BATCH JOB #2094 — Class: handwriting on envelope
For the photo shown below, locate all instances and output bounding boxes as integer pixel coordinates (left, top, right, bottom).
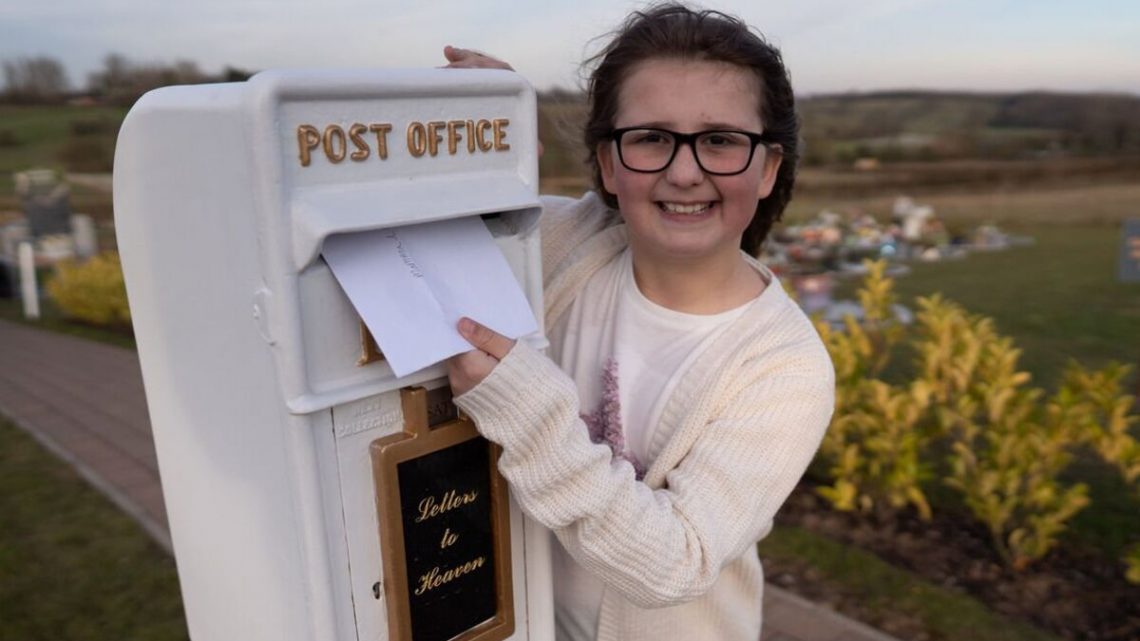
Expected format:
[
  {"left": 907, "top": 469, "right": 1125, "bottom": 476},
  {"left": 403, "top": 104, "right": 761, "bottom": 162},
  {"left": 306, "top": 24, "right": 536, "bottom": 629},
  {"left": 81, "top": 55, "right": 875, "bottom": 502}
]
[{"left": 322, "top": 216, "right": 537, "bottom": 378}]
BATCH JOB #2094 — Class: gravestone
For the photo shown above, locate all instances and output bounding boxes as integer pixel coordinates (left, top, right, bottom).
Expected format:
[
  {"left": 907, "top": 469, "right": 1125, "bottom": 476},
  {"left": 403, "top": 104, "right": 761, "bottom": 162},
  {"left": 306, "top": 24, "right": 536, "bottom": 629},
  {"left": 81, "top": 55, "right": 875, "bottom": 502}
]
[
  {"left": 15, "top": 169, "right": 72, "bottom": 237},
  {"left": 1120, "top": 219, "right": 1140, "bottom": 283}
]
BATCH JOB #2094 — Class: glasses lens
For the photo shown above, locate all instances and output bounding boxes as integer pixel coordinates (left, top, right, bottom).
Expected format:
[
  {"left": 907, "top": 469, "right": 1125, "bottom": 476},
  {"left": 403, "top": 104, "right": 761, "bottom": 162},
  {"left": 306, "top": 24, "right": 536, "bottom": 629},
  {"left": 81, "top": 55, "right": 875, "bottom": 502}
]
[
  {"left": 616, "top": 129, "right": 761, "bottom": 174},
  {"left": 617, "top": 129, "right": 676, "bottom": 172},
  {"left": 696, "top": 131, "right": 755, "bottom": 174}
]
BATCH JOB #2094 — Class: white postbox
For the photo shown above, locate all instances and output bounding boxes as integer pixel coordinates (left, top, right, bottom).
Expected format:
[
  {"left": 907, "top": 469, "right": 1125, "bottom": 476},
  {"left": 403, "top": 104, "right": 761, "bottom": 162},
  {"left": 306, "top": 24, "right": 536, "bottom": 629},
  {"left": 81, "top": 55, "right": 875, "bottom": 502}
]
[{"left": 114, "top": 69, "right": 552, "bottom": 641}]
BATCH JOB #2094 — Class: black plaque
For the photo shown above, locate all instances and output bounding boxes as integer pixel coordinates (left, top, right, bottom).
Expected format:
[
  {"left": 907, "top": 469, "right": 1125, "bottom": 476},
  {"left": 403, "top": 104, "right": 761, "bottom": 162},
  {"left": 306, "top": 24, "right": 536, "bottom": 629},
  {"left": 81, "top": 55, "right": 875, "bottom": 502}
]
[
  {"left": 371, "top": 386, "right": 513, "bottom": 641},
  {"left": 398, "top": 437, "right": 496, "bottom": 641}
]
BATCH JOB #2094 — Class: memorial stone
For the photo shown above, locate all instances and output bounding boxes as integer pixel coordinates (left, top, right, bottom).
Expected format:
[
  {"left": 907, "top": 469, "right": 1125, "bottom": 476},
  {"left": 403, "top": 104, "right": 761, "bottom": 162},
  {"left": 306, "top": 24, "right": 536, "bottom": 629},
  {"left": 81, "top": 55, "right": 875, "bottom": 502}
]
[
  {"left": 1120, "top": 219, "right": 1140, "bottom": 283},
  {"left": 15, "top": 170, "right": 72, "bottom": 238}
]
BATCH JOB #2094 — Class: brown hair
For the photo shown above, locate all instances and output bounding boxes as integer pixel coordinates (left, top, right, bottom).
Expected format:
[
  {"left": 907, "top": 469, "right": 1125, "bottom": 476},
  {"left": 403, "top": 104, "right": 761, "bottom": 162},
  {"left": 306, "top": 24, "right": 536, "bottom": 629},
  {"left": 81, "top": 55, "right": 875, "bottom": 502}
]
[{"left": 582, "top": 3, "right": 798, "bottom": 255}]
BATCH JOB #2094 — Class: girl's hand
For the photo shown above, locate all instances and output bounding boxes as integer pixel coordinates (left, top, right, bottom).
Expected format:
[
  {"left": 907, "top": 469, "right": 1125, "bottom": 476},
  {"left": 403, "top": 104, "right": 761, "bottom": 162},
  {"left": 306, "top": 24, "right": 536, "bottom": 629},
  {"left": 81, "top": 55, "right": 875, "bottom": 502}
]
[
  {"left": 440, "top": 46, "right": 544, "bottom": 158},
  {"left": 442, "top": 46, "right": 513, "bottom": 70},
  {"left": 447, "top": 317, "right": 516, "bottom": 396}
]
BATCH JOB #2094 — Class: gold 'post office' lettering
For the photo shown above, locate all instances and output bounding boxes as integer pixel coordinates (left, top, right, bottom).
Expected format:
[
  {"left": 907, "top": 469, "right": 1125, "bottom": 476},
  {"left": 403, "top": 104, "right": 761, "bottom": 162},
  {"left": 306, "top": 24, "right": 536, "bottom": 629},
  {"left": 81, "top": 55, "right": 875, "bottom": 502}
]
[
  {"left": 370, "top": 123, "right": 392, "bottom": 159},
  {"left": 492, "top": 118, "right": 510, "bottom": 151},
  {"left": 446, "top": 120, "right": 465, "bottom": 155},
  {"left": 475, "top": 119, "right": 494, "bottom": 152},
  {"left": 407, "top": 121, "right": 427, "bottom": 158},
  {"left": 297, "top": 125, "right": 321, "bottom": 167},
  {"left": 297, "top": 122, "right": 393, "bottom": 166},
  {"left": 323, "top": 125, "right": 347, "bottom": 163},
  {"left": 426, "top": 121, "right": 446, "bottom": 156},
  {"left": 298, "top": 117, "right": 511, "bottom": 166},
  {"left": 348, "top": 124, "right": 370, "bottom": 161},
  {"left": 464, "top": 120, "right": 477, "bottom": 153}
]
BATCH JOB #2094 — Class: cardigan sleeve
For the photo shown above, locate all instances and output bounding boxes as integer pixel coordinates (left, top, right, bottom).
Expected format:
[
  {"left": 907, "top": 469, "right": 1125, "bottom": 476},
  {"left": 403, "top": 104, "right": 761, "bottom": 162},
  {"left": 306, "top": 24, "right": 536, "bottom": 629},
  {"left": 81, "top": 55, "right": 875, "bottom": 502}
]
[{"left": 454, "top": 337, "right": 834, "bottom": 608}]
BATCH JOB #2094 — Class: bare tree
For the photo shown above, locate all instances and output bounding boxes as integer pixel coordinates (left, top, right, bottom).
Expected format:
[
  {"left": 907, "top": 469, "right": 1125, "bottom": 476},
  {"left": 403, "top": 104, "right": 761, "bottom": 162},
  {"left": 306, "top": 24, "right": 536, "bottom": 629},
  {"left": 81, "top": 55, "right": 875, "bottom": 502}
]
[
  {"left": 2, "top": 56, "right": 70, "bottom": 103},
  {"left": 88, "top": 53, "right": 209, "bottom": 106}
]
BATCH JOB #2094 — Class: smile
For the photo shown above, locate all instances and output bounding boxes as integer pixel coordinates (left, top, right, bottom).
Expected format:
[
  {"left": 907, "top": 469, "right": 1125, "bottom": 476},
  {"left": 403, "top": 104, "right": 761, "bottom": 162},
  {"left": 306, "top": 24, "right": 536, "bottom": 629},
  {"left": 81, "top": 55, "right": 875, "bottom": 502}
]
[{"left": 659, "top": 201, "right": 713, "bottom": 215}]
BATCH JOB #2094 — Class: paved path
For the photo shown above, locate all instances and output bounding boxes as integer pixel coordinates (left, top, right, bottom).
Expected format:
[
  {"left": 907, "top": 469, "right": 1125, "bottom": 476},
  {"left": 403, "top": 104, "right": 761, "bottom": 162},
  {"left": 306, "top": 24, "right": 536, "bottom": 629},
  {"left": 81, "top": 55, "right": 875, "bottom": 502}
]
[
  {"left": 0, "top": 318, "right": 899, "bottom": 641},
  {"left": 0, "top": 319, "right": 168, "bottom": 548}
]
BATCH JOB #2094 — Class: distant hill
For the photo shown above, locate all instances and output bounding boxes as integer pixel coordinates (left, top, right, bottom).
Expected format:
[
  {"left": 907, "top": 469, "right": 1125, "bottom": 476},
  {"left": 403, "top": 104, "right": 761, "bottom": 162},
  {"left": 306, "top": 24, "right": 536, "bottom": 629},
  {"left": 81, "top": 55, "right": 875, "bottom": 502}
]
[
  {"left": 798, "top": 91, "right": 1140, "bottom": 164},
  {"left": 537, "top": 89, "right": 1140, "bottom": 169}
]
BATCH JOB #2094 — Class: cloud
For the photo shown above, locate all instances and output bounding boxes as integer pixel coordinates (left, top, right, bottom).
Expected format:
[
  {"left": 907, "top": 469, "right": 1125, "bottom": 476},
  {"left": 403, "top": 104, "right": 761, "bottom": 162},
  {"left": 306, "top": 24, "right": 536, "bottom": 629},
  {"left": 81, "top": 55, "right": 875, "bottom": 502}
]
[{"left": 1, "top": 0, "right": 1137, "bottom": 94}]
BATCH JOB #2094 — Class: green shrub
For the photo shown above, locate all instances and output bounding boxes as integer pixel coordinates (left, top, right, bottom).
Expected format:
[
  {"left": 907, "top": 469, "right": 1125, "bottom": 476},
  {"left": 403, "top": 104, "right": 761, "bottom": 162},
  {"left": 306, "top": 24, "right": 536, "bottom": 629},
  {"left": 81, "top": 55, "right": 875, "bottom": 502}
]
[
  {"left": 1062, "top": 362, "right": 1140, "bottom": 582},
  {"left": 1126, "top": 545, "right": 1140, "bottom": 584},
  {"left": 816, "top": 378, "right": 934, "bottom": 519},
  {"left": 46, "top": 252, "right": 131, "bottom": 329},
  {"left": 1065, "top": 363, "right": 1140, "bottom": 485},
  {"left": 818, "top": 262, "right": 1139, "bottom": 575},
  {"left": 814, "top": 260, "right": 933, "bottom": 519}
]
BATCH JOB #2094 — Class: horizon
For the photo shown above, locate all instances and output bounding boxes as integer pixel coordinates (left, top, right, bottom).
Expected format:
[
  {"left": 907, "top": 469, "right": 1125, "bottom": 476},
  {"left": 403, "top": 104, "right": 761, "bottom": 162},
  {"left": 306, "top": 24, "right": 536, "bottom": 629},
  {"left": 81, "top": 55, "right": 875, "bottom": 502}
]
[
  {"left": 3, "top": 1, "right": 1139, "bottom": 97},
  {"left": 537, "top": 86, "right": 1140, "bottom": 99}
]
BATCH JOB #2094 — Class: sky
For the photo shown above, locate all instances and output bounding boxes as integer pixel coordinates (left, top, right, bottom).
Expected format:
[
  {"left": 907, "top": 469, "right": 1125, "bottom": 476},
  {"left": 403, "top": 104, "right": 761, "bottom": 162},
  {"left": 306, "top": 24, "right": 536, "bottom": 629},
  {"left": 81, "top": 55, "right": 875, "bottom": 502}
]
[{"left": 2, "top": 0, "right": 1138, "bottom": 96}]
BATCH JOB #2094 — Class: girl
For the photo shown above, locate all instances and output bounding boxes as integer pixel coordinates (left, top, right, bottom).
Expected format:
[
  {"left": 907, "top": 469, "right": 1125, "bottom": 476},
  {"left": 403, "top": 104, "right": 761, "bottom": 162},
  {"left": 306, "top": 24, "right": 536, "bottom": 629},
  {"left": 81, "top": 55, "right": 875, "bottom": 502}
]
[{"left": 445, "top": 5, "right": 834, "bottom": 640}]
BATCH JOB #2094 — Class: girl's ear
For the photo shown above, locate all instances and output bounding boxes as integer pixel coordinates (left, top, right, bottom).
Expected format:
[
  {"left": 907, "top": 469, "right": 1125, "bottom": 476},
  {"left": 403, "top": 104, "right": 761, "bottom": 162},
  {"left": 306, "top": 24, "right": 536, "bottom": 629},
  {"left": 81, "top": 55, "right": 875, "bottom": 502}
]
[
  {"left": 756, "top": 144, "right": 783, "bottom": 200},
  {"left": 597, "top": 142, "right": 618, "bottom": 195}
]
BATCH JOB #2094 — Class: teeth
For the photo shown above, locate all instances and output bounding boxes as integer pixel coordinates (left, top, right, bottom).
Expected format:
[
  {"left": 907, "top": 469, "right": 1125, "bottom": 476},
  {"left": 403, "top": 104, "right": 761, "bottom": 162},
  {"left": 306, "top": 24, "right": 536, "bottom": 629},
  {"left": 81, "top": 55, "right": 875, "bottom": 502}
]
[{"left": 661, "top": 202, "right": 711, "bottom": 215}]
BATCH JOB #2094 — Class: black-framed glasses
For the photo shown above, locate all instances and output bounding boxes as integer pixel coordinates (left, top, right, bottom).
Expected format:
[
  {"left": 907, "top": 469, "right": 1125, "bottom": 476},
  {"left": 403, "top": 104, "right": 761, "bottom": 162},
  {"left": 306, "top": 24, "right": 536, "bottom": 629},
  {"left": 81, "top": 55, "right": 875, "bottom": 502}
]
[{"left": 609, "top": 127, "right": 778, "bottom": 176}]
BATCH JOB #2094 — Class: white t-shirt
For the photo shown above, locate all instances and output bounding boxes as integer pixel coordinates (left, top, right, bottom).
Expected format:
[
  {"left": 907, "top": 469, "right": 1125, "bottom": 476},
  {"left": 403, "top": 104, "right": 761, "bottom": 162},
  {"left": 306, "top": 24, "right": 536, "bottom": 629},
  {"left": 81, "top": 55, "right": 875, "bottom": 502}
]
[{"left": 545, "top": 248, "right": 755, "bottom": 641}]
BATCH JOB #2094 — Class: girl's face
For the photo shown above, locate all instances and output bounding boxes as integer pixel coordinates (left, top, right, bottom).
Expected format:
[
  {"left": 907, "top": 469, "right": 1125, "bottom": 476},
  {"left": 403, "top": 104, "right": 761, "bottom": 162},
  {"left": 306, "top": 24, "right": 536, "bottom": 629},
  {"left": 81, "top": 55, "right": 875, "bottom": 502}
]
[{"left": 597, "top": 58, "right": 781, "bottom": 265}]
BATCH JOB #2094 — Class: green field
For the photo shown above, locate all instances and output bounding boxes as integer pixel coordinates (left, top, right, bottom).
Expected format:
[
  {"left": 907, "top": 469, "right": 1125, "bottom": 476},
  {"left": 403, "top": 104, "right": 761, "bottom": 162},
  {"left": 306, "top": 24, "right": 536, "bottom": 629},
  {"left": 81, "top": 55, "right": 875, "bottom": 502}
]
[
  {"left": 0, "top": 104, "right": 124, "bottom": 220},
  {"left": 0, "top": 417, "right": 188, "bottom": 641},
  {"left": 819, "top": 224, "right": 1140, "bottom": 392},
  {"left": 0, "top": 105, "right": 124, "bottom": 170},
  {"left": 890, "top": 226, "right": 1139, "bottom": 388}
]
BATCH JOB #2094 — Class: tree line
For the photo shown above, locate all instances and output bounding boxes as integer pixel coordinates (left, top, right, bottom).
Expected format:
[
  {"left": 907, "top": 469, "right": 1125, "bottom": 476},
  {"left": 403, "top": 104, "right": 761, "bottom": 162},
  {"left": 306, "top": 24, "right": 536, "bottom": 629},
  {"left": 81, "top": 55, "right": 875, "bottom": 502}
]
[{"left": 1, "top": 55, "right": 253, "bottom": 106}]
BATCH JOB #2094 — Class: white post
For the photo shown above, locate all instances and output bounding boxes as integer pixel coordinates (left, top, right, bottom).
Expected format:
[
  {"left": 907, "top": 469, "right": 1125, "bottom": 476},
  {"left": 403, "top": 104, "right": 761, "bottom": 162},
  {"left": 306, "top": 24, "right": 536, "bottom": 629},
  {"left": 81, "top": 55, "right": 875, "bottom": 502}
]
[
  {"left": 18, "top": 241, "right": 40, "bottom": 319},
  {"left": 72, "top": 214, "right": 98, "bottom": 259}
]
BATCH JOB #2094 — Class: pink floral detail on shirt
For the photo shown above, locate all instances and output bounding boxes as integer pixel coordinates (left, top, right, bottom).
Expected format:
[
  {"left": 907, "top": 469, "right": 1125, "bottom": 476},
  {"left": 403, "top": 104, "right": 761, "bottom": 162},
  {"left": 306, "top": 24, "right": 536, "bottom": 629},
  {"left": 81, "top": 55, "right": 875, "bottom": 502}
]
[{"left": 580, "top": 357, "right": 646, "bottom": 479}]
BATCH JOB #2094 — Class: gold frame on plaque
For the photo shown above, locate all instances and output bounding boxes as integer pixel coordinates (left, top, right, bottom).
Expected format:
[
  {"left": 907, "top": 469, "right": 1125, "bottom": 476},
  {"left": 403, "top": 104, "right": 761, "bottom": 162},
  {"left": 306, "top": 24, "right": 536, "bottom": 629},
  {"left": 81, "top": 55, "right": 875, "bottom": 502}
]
[{"left": 370, "top": 386, "right": 514, "bottom": 641}]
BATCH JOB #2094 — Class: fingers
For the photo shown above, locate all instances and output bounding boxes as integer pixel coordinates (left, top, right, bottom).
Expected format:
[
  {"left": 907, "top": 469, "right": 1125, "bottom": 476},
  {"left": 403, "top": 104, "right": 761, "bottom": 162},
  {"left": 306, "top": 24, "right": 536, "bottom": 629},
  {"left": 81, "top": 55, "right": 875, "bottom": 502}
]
[
  {"left": 458, "top": 317, "right": 515, "bottom": 361},
  {"left": 441, "top": 46, "right": 513, "bottom": 70},
  {"left": 447, "top": 318, "right": 516, "bottom": 396},
  {"left": 443, "top": 45, "right": 466, "bottom": 64},
  {"left": 447, "top": 349, "right": 499, "bottom": 397}
]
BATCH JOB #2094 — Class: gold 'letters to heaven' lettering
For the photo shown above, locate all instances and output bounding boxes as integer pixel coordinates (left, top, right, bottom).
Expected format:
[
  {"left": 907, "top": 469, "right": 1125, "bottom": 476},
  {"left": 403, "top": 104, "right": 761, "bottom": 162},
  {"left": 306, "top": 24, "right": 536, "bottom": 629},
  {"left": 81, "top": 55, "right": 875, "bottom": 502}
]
[{"left": 297, "top": 118, "right": 510, "bottom": 166}]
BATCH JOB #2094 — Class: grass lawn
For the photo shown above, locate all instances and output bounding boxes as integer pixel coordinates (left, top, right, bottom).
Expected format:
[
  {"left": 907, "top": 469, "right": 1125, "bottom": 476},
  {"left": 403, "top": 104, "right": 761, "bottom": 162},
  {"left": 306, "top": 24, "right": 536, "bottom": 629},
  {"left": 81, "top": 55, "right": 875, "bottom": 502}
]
[
  {"left": 0, "top": 296, "right": 135, "bottom": 349},
  {"left": 0, "top": 105, "right": 125, "bottom": 174},
  {"left": 759, "top": 526, "right": 1063, "bottom": 641},
  {"left": 0, "top": 416, "right": 187, "bottom": 641},
  {"left": 882, "top": 224, "right": 1139, "bottom": 391}
]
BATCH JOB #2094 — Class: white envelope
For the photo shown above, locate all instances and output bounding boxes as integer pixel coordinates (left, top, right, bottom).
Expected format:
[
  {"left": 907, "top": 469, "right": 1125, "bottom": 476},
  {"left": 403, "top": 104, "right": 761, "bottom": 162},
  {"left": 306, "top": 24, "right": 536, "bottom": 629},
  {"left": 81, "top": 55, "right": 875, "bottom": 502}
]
[{"left": 322, "top": 216, "right": 538, "bottom": 378}]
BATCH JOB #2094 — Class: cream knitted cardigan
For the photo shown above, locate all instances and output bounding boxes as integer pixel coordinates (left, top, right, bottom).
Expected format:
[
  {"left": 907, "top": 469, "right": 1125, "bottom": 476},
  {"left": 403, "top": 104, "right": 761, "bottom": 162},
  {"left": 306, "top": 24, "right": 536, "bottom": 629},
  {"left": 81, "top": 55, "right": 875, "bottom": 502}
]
[{"left": 455, "top": 193, "right": 835, "bottom": 641}]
